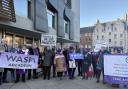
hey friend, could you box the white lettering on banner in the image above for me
[0,52,38,69]
[104,55,128,77]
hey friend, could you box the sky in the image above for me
[80,0,128,27]
[14,0,27,17]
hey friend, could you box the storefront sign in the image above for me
[41,35,57,46]
[104,55,128,84]
[0,52,38,69]
[69,53,84,60]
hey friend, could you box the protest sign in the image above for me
[69,53,84,60]
[94,41,107,52]
[104,55,128,84]
[0,52,38,69]
[41,35,57,46]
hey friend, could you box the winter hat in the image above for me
[56,48,61,54]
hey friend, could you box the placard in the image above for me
[41,35,57,46]
[104,55,128,84]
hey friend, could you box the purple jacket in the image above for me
[16,49,27,74]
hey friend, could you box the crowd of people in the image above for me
[0,38,127,88]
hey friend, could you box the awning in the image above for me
[0,24,42,39]
[57,37,78,43]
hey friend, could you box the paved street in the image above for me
[0,77,126,89]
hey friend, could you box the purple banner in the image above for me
[69,53,84,60]
[104,75,128,84]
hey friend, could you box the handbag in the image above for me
[69,60,76,68]
[86,64,94,77]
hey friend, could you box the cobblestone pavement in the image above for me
[0,77,126,89]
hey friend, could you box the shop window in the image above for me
[26,37,33,44]
[5,33,13,47]
[34,38,39,46]
[15,35,24,46]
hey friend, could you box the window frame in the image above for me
[47,9,56,30]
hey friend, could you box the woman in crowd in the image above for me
[10,42,20,82]
[15,45,28,83]
[96,47,110,84]
[82,50,92,79]
[42,47,53,80]
[51,48,56,78]
[68,46,76,79]
[2,38,13,83]
[76,45,85,77]
[54,49,66,80]
[28,43,39,80]
[92,52,99,78]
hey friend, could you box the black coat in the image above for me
[82,52,92,73]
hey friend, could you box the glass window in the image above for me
[120,41,123,46]
[26,37,33,44]
[5,33,13,47]
[109,32,111,35]
[109,39,111,43]
[28,0,31,19]
[97,29,98,32]
[108,27,109,30]
[65,0,72,9]
[114,41,117,45]
[34,38,39,46]
[114,34,117,39]
[15,35,24,46]
[115,27,117,31]
[102,35,104,39]
[14,0,27,17]
[47,10,56,29]
[64,20,69,34]
[97,36,99,39]
[120,34,123,38]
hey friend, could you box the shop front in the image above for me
[0,24,41,48]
